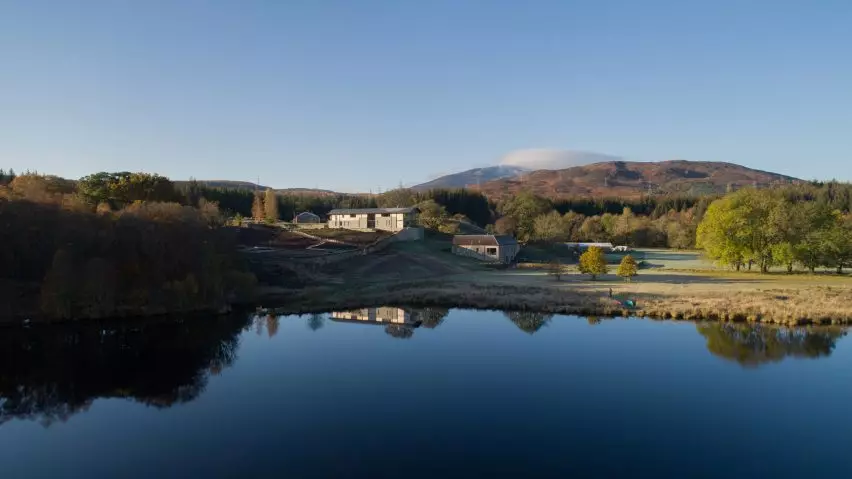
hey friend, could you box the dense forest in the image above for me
[0,171,256,320]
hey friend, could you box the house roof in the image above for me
[452,234,517,247]
[327,207,418,215]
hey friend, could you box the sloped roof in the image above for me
[327,207,418,215]
[452,235,517,246]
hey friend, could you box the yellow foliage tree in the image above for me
[578,246,608,280]
[616,254,638,281]
[251,194,265,221]
[264,189,279,223]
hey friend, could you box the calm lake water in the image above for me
[2,308,852,478]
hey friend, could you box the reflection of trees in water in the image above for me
[414,307,449,329]
[0,314,249,426]
[384,324,414,339]
[697,323,847,367]
[587,317,601,325]
[307,313,325,331]
[504,311,554,334]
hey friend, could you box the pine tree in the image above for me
[264,189,279,223]
[616,254,638,281]
[578,246,608,280]
[251,193,265,221]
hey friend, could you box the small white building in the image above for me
[327,207,418,232]
[452,235,520,264]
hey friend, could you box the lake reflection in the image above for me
[0,314,248,426]
[2,310,851,478]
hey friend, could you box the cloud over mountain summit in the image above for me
[499,149,623,170]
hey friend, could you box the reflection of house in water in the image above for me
[331,307,423,339]
[330,307,415,325]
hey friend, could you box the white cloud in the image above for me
[499,148,623,170]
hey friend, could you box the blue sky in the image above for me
[1,0,850,192]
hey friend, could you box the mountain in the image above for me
[412,166,528,190]
[471,160,798,200]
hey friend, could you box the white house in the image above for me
[327,207,419,232]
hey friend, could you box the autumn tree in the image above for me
[579,246,608,280]
[264,189,279,222]
[494,216,518,236]
[562,211,586,242]
[579,216,608,242]
[251,193,265,221]
[616,255,638,281]
[533,210,566,242]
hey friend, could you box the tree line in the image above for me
[0,168,17,185]
[0,172,256,320]
[488,182,852,250]
[697,187,852,273]
[488,191,701,248]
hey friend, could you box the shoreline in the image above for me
[256,279,852,327]
[4,276,850,327]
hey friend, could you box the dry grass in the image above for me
[259,278,852,326]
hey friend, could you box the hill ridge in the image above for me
[471,160,798,200]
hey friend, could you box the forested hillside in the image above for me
[474,160,798,200]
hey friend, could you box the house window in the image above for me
[350,214,356,218]
[486,247,497,255]
[381,213,390,217]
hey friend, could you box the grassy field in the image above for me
[258,239,852,325]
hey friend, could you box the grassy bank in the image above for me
[258,275,852,326]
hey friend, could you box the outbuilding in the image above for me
[293,211,321,223]
[452,235,519,263]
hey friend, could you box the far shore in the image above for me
[256,270,852,326]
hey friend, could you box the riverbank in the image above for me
[258,271,852,326]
